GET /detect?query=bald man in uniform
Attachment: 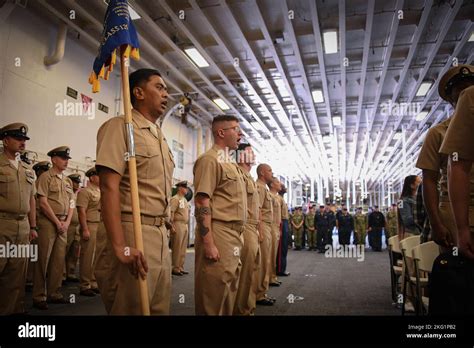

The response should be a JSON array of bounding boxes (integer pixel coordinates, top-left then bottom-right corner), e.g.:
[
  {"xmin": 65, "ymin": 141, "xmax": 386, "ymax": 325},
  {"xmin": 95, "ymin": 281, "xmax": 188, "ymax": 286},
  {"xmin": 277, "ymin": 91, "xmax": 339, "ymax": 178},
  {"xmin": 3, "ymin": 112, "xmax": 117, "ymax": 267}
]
[
  {"xmin": 0, "ymin": 123, "xmax": 37, "ymax": 314},
  {"xmin": 193, "ymin": 114, "xmax": 247, "ymax": 315},
  {"xmin": 95, "ymin": 69, "xmax": 174, "ymax": 315},
  {"xmin": 268, "ymin": 177, "xmax": 282, "ymax": 287},
  {"xmin": 33, "ymin": 146, "xmax": 74, "ymax": 309},
  {"xmin": 64, "ymin": 173, "xmax": 81, "ymax": 283},
  {"xmin": 170, "ymin": 181, "xmax": 190, "ymax": 276},
  {"xmin": 234, "ymin": 143, "xmax": 261, "ymax": 315},
  {"xmin": 255, "ymin": 163, "xmax": 275, "ymax": 306},
  {"xmin": 439, "ymin": 64, "xmax": 474, "ymax": 259},
  {"xmin": 77, "ymin": 167, "xmax": 101, "ymax": 296}
]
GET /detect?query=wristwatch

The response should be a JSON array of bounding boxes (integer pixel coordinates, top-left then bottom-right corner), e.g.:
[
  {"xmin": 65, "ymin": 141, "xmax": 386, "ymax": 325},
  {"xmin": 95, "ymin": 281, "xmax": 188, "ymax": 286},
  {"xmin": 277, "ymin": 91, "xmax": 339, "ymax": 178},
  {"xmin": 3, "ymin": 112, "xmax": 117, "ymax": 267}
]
[{"xmin": 30, "ymin": 226, "xmax": 39, "ymax": 231}]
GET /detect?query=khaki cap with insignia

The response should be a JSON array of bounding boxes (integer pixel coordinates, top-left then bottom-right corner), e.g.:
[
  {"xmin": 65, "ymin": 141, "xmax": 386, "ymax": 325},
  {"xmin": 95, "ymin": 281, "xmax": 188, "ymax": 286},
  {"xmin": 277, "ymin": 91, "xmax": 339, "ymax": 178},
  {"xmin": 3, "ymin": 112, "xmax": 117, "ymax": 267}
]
[
  {"xmin": 68, "ymin": 173, "xmax": 82, "ymax": 184},
  {"xmin": 0, "ymin": 123, "xmax": 30, "ymax": 140},
  {"xmin": 47, "ymin": 146, "xmax": 72, "ymax": 159},
  {"xmin": 438, "ymin": 64, "xmax": 474, "ymax": 101},
  {"xmin": 33, "ymin": 161, "xmax": 51, "ymax": 172},
  {"xmin": 85, "ymin": 167, "xmax": 98, "ymax": 178}
]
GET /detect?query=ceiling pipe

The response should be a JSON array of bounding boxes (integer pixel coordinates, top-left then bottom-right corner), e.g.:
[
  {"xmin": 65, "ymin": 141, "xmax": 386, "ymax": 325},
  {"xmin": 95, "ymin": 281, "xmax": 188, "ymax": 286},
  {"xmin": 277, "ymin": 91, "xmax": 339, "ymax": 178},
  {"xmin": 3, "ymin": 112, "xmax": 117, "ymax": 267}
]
[{"xmin": 44, "ymin": 23, "xmax": 67, "ymax": 66}]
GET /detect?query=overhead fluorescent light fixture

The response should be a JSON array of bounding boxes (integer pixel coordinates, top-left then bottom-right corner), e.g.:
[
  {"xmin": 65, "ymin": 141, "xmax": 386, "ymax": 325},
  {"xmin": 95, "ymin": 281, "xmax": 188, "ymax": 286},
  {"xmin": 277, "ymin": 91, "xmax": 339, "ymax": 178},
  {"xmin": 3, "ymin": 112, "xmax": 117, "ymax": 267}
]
[
  {"xmin": 312, "ymin": 89, "xmax": 324, "ymax": 103},
  {"xmin": 416, "ymin": 81, "xmax": 432, "ymax": 97},
  {"xmin": 393, "ymin": 131, "xmax": 402, "ymax": 140},
  {"xmin": 323, "ymin": 30, "xmax": 338, "ymax": 54},
  {"xmin": 103, "ymin": 0, "xmax": 140, "ymax": 20},
  {"xmin": 333, "ymin": 116, "xmax": 342, "ymax": 127},
  {"xmin": 322, "ymin": 133, "xmax": 331, "ymax": 143},
  {"xmin": 184, "ymin": 47, "xmax": 209, "ymax": 68},
  {"xmin": 212, "ymin": 98, "xmax": 230, "ymax": 111},
  {"xmin": 415, "ymin": 110, "xmax": 429, "ymax": 122},
  {"xmin": 469, "ymin": 31, "xmax": 474, "ymax": 42}
]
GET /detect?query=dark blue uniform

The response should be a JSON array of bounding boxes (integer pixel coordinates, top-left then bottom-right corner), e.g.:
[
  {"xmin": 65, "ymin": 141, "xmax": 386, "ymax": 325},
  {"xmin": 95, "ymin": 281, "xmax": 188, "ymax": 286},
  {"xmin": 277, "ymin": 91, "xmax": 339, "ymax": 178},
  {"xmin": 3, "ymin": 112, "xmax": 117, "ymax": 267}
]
[
  {"xmin": 368, "ymin": 211, "xmax": 385, "ymax": 251},
  {"xmin": 337, "ymin": 213, "xmax": 354, "ymax": 246}
]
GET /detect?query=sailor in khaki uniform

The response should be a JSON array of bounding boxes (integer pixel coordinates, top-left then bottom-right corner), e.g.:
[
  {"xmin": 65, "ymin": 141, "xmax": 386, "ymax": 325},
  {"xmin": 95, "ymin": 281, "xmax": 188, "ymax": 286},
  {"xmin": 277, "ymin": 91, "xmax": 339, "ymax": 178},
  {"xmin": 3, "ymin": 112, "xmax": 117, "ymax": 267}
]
[
  {"xmin": 26, "ymin": 161, "xmax": 51, "ymax": 289},
  {"xmin": 234, "ymin": 143, "xmax": 261, "ymax": 315},
  {"xmin": 439, "ymin": 64, "xmax": 474, "ymax": 259},
  {"xmin": 77, "ymin": 167, "xmax": 101, "ymax": 296},
  {"xmin": 255, "ymin": 163, "xmax": 276, "ymax": 306},
  {"xmin": 170, "ymin": 181, "xmax": 190, "ymax": 276},
  {"xmin": 0, "ymin": 123, "xmax": 37, "ymax": 314},
  {"xmin": 95, "ymin": 69, "xmax": 174, "ymax": 315},
  {"xmin": 64, "ymin": 173, "xmax": 81, "ymax": 282},
  {"xmin": 33, "ymin": 146, "xmax": 74, "ymax": 309},
  {"xmin": 268, "ymin": 177, "xmax": 282, "ymax": 287},
  {"xmin": 193, "ymin": 115, "xmax": 247, "ymax": 315}
]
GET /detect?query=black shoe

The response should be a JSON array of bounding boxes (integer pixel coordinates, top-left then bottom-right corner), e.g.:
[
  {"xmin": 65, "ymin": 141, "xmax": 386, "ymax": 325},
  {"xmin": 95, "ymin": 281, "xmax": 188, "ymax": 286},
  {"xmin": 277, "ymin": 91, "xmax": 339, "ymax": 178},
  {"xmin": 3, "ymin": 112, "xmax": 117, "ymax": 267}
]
[
  {"xmin": 277, "ymin": 272, "xmax": 290, "ymax": 276},
  {"xmin": 256, "ymin": 298, "xmax": 274, "ymax": 306},
  {"xmin": 269, "ymin": 282, "xmax": 281, "ymax": 287},
  {"xmin": 48, "ymin": 297, "xmax": 69, "ymax": 304},
  {"xmin": 33, "ymin": 301, "xmax": 48, "ymax": 310},
  {"xmin": 294, "ymin": 247, "xmax": 301, "ymax": 250},
  {"xmin": 180, "ymin": 270, "xmax": 189, "ymax": 275},
  {"xmin": 80, "ymin": 289, "xmax": 96, "ymax": 297},
  {"xmin": 92, "ymin": 288, "xmax": 100, "ymax": 294},
  {"xmin": 66, "ymin": 276, "xmax": 80, "ymax": 283},
  {"xmin": 172, "ymin": 271, "xmax": 183, "ymax": 276}
]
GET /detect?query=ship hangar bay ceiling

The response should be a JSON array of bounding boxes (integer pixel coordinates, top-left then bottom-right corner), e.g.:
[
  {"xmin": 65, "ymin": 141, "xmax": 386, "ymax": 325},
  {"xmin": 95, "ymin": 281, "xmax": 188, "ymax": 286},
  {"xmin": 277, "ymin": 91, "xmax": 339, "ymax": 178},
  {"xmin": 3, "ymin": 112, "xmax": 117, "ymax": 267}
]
[{"xmin": 31, "ymin": 0, "xmax": 474, "ymax": 203}]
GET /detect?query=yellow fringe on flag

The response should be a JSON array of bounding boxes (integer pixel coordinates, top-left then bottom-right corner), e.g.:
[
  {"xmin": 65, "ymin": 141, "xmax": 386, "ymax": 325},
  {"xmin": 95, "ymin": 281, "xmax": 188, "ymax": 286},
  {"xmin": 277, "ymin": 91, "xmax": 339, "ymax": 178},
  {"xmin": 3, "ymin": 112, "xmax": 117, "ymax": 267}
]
[
  {"xmin": 98, "ymin": 66, "xmax": 105, "ymax": 79},
  {"xmin": 92, "ymin": 79, "xmax": 100, "ymax": 93},
  {"xmin": 89, "ymin": 45, "xmax": 140, "ymax": 93},
  {"xmin": 131, "ymin": 48, "xmax": 140, "ymax": 60},
  {"xmin": 111, "ymin": 49, "xmax": 117, "ymax": 65},
  {"xmin": 123, "ymin": 45, "xmax": 131, "ymax": 58}
]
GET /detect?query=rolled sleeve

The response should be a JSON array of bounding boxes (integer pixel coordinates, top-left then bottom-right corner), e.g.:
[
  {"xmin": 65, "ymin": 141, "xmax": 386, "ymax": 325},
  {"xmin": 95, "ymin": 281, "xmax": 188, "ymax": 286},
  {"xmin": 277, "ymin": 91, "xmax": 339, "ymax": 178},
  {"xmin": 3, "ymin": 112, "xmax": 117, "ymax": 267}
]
[
  {"xmin": 36, "ymin": 173, "xmax": 50, "ymax": 197},
  {"xmin": 193, "ymin": 155, "xmax": 218, "ymax": 198},
  {"xmin": 96, "ymin": 117, "xmax": 127, "ymax": 175},
  {"xmin": 76, "ymin": 189, "xmax": 89, "ymax": 209},
  {"xmin": 416, "ymin": 127, "xmax": 442, "ymax": 171}
]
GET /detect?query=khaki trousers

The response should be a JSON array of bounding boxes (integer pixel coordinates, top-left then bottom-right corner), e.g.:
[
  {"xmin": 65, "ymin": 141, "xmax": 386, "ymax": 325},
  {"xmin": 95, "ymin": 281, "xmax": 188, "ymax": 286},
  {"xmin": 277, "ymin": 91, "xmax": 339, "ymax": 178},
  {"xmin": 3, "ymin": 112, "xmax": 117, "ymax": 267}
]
[
  {"xmin": 195, "ymin": 220, "xmax": 243, "ymax": 315},
  {"xmin": 171, "ymin": 221, "xmax": 188, "ymax": 273},
  {"xmin": 0, "ymin": 217, "xmax": 29, "ymax": 314},
  {"xmin": 65, "ymin": 223, "xmax": 80, "ymax": 278},
  {"xmin": 79, "ymin": 221, "xmax": 99, "ymax": 291},
  {"xmin": 94, "ymin": 221, "xmax": 171, "ymax": 315},
  {"xmin": 233, "ymin": 223, "xmax": 260, "ymax": 315},
  {"xmin": 270, "ymin": 223, "xmax": 281, "ymax": 283},
  {"xmin": 256, "ymin": 221, "xmax": 272, "ymax": 301},
  {"xmin": 438, "ymin": 202, "xmax": 457, "ymax": 253},
  {"xmin": 33, "ymin": 215, "xmax": 67, "ymax": 302}
]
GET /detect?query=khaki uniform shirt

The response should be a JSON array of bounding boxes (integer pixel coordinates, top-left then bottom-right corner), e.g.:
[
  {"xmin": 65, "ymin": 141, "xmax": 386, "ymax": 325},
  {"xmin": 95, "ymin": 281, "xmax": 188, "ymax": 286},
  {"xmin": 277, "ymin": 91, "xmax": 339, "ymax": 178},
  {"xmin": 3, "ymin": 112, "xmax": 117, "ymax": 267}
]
[
  {"xmin": 36, "ymin": 168, "xmax": 74, "ymax": 216},
  {"xmin": 96, "ymin": 109, "xmax": 175, "ymax": 217},
  {"xmin": 193, "ymin": 145, "xmax": 247, "ymax": 223},
  {"xmin": 440, "ymin": 86, "xmax": 474, "ymax": 161},
  {"xmin": 256, "ymin": 179, "xmax": 273, "ymax": 223},
  {"xmin": 76, "ymin": 185, "xmax": 101, "ymax": 223},
  {"xmin": 280, "ymin": 196, "xmax": 289, "ymax": 220},
  {"xmin": 0, "ymin": 153, "xmax": 35, "ymax": 214},
  {"xmin": 269, "ymin": 191, "xmax": 281, "ymax": 225},
  {"xmin": 418, "ymin": 114, "xmax": 474, "ymax": 202},
  {"xmin": 239, "ymin": 168, "xmax": 260, "ymax": 225},
  {"xmin": 170, "ymin": 194, "xmax": 189, "ymax": 224}
]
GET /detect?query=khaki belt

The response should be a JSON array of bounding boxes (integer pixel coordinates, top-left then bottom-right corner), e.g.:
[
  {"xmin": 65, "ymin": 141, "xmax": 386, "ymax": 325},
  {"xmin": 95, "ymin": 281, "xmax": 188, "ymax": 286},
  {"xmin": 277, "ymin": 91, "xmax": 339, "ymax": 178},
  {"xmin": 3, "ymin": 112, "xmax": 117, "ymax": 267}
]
[
  {"xmin": 121, "ymin": 213, "xmax": 165, "ymax": 227},
  {"xmin": 0, "ymin": 212, "xmax": 27, "ymax": 221},
  {"xmin": 213, "ymin": 220, "xmax": 245, "ymax": 234},
  {"xmin": 56, "ymin": 215, "xmax": 67, "ymax": 221}
]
